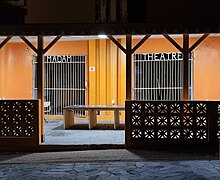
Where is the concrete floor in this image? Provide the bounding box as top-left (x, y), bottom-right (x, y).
top-left (43, 120), bottom-right (125, 145)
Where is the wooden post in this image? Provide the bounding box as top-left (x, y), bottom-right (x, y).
top-left (164, 33), bottom-right (209, 100)
top-left (182, 34), bottom-right (189, 100)
top-left (37, 36), bottom-right (45, 142)
top-left (126, 34), bottom-right (132, 100)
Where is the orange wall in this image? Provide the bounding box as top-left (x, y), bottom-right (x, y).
top-left (0, 42), bottom-right (33, 99)
top-left (133, 36), bottom-right (220, 100)
top-left (45, 40), bottom-right (88, 55)
top-left (1, 36), bottom-right (220, 103)
top-left (0, 40), bottom-right (88, 99)
top-left (193, 37), bottom-right (220, 100)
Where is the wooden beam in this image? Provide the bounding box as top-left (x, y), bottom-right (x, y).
top-left (163, 34), bottom-right (183, 53)
top-left (182, 34), bottom-right (189, 100)
top-left (132, 34), bottom-right (151, 53)
top-left (43, 36), bottom-right (62, 54)
top-left (126, 34), bottom-right (132, 100)
top-left (37, 36), bottom-right (45, 143)
top-left (0, 36), bottom-right (12, 49)
top-left (107, 35), bottom-right (126, 54)
top-left (19, 36), bottom-right (38, 54)
top-left (189, 34), bottom-right (209, 52)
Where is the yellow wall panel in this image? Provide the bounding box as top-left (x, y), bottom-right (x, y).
top-left (109, 40), bottom-right (118, 105)
top-left (117, 39), bottom-right (126, 105)
top-left (106, 40), bottom-right (112, 105)
top-left (99, 40), bottom-right (107, 105)
top-left (88, 40), bottom-right (96, 105)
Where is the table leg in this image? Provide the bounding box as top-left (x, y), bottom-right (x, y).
top-left (89, 109), bottom-right (97, 129)
top-left (114, 109), bottom-right (120, 129)
top-left (64, 110), bottom-right (74, 129)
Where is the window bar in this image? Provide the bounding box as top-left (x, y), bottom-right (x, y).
top-left (156, 59), bottom-right (158, 100)
top-left (73, 57), bottom-right (76, 115)
top-left (167, 59), bottom-right (168, 100)
top-left (161, 59), bottom-right (164, 100)
top-left (152, 58), bottom-right (155, 100)
top-left (69, 59), bottom-right (71, 107)
top-left (141, 60), bottom-right (143, 100)
top-left (170, 59), bottom-right (172, 100)
top-left (176, 58), bottom-right (178, 100)
top-left (67, 57), bottom-right (69, 107)
top-left (144, 55), bottom-right (147, 100)
top-left (53, 61), bottom-right (54, 114)
top-left (152, 58), bottom-right (154, 100)
top-left (80, 56), bottom-right (82, 115)
top-left (138, 54), bottom-right (140, 100)
top-left (159, 59), bottom-right (161, 100)
top-left (46, 60), bottom-right (48, 114)
top-left (150, 59), bottom-right (151, 100)
top-left (177, 58), bottom-right (179, 100)
top-left (73, 58), bottom-right (75, 107)
top-left (79, 56), bottom-right (82, 115)
top-left (180, 58), bottom-right (181, 100)
top-left (56, 61), bottom-right (58, 115)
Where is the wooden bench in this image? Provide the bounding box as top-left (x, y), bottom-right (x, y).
top-left (63, 105), bottom-right (125, 130)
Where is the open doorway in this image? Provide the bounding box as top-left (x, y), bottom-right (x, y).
top-left (32, 40), bottom-right (126, 145)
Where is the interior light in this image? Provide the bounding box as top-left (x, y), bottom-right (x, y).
top-left (98, 34), bottom-right (107, 39)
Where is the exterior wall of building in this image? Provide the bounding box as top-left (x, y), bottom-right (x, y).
top-left (0, 42), bottom-right (32, 99)
top-left (0, 36), bottom-right (220, 120)
top-left (25, 0), bottom-right (95, 23)
top-left (193, 37), bottom-right (220, 100)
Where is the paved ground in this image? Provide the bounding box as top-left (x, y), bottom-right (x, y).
top-left (0, 120), bottom-right (219, 179)
top-left (0, 149), bottom-right (219, 180)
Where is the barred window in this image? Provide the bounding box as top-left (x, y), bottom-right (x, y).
top-left (133, 52), bottom-right (193, 100)
top-left (33, 55), bottom-right (86, 116)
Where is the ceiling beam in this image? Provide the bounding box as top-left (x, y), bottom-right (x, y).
top-left (163, 34), bottom-right (183, 53)
top-left (132, 34), bottom-right (151, 53)
top-left (43, 36), bottom-right (62, 54)
top-left (189, 34), bottom-right (209, 52)
top-left (19, 36), bottom-right (38, 54)
top-left (0, 36), bottom-right (12, 49)
top-left (107, 35), bottom-right (126, 54)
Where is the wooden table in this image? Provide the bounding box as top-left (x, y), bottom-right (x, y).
top-left (63, 105), bottom-right (125, 129)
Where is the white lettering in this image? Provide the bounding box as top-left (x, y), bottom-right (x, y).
top-left (57, 55), bottom-right (62, 62)
top-left (148, 53), bottom-right (153, 60)
top-left (160, 53), bottom-right (165, 60)
top-left (171, 53), bottom-right (177, 60)
top-left (166, 53), bottom-right (172, 60)
top-left (177, 52), bottom-right (182, 60)
top-left (47, 56), bottom-right (52, 62)
top-left (154, 53), bottom-right (159, 60)
top-left (67, 55), bottom-right (72, 62)
top-left (62, 56), bottom-right (66, 62)
top-left (52, 56), bottom-right (56, 62)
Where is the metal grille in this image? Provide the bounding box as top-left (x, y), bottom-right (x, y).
top-left (133, 52), bottom-right (193, 100)
top-left (33, 55), bottom-right (86, 116)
